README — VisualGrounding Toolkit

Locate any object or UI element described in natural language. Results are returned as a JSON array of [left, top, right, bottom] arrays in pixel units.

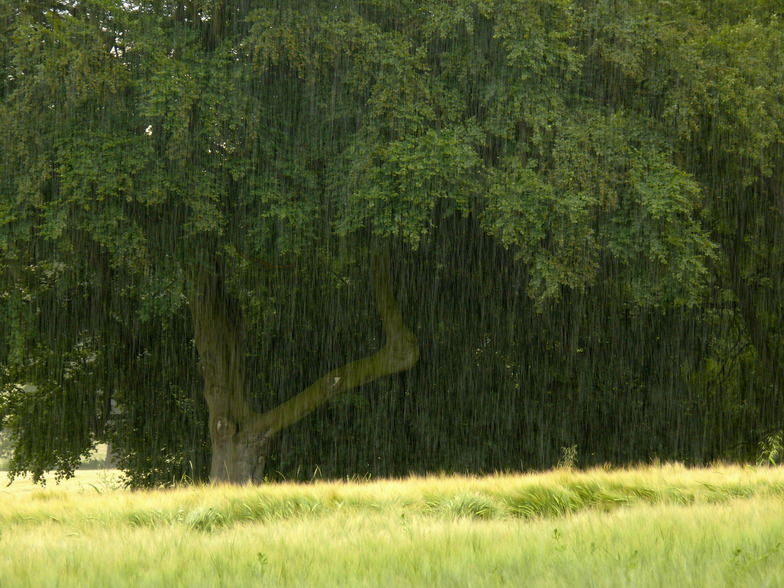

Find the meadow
[[1, 464, 783, 586]]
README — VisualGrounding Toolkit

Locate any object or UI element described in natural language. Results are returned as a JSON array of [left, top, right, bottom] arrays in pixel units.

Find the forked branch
[[248, 252, 419, 439]]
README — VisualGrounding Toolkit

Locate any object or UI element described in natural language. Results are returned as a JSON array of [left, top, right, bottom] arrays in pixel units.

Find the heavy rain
[[0, 0, 782, 493]]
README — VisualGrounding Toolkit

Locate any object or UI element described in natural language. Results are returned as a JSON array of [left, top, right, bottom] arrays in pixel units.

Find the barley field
[[1, 464, 783, 586]]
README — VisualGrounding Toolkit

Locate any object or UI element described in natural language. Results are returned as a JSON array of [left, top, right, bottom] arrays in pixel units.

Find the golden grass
[[2, 462, 783, 526], [1, 464, 783, 586]]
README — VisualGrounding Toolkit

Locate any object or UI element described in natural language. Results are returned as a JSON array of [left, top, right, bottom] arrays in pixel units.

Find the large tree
[[5, 0, 773, 484]]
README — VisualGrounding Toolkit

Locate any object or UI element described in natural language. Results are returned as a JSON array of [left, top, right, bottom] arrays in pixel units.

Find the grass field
[[1, 464, 783, 586]]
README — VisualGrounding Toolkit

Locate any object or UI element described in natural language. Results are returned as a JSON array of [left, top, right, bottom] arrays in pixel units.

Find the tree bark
[[188, 253, 419, 484]]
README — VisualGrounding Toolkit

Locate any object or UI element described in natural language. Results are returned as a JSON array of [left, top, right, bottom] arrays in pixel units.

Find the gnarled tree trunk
[[188, 253, 419, 484]]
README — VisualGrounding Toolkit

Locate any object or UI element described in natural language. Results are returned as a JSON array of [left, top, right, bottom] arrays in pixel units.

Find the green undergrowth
[[2, 463, 783, 533]]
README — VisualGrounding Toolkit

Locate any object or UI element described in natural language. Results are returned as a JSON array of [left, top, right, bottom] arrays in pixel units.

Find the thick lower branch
[[249, 252, 419, 438]]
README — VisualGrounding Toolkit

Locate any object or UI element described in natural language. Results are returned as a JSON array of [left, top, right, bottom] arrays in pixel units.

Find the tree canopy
[[0, 0, 781, 485]]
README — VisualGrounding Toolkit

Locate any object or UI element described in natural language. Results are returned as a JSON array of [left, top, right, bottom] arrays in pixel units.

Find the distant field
[[0, 468, 124, 495], [1, 464, 783, 587]]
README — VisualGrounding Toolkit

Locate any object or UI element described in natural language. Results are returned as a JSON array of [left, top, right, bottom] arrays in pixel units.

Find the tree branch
[[250, 252, 419, 438]]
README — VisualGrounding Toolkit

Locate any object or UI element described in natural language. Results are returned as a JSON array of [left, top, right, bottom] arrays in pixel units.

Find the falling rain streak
[[0, 0, 782, 486]]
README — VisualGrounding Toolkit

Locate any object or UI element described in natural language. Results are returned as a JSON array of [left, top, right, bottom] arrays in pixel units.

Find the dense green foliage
[[0, 0, 782, 485]]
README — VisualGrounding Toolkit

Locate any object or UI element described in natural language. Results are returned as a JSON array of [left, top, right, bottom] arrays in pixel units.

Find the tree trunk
[[188, 253, 419, 484], [189, 264, 266, 483]]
